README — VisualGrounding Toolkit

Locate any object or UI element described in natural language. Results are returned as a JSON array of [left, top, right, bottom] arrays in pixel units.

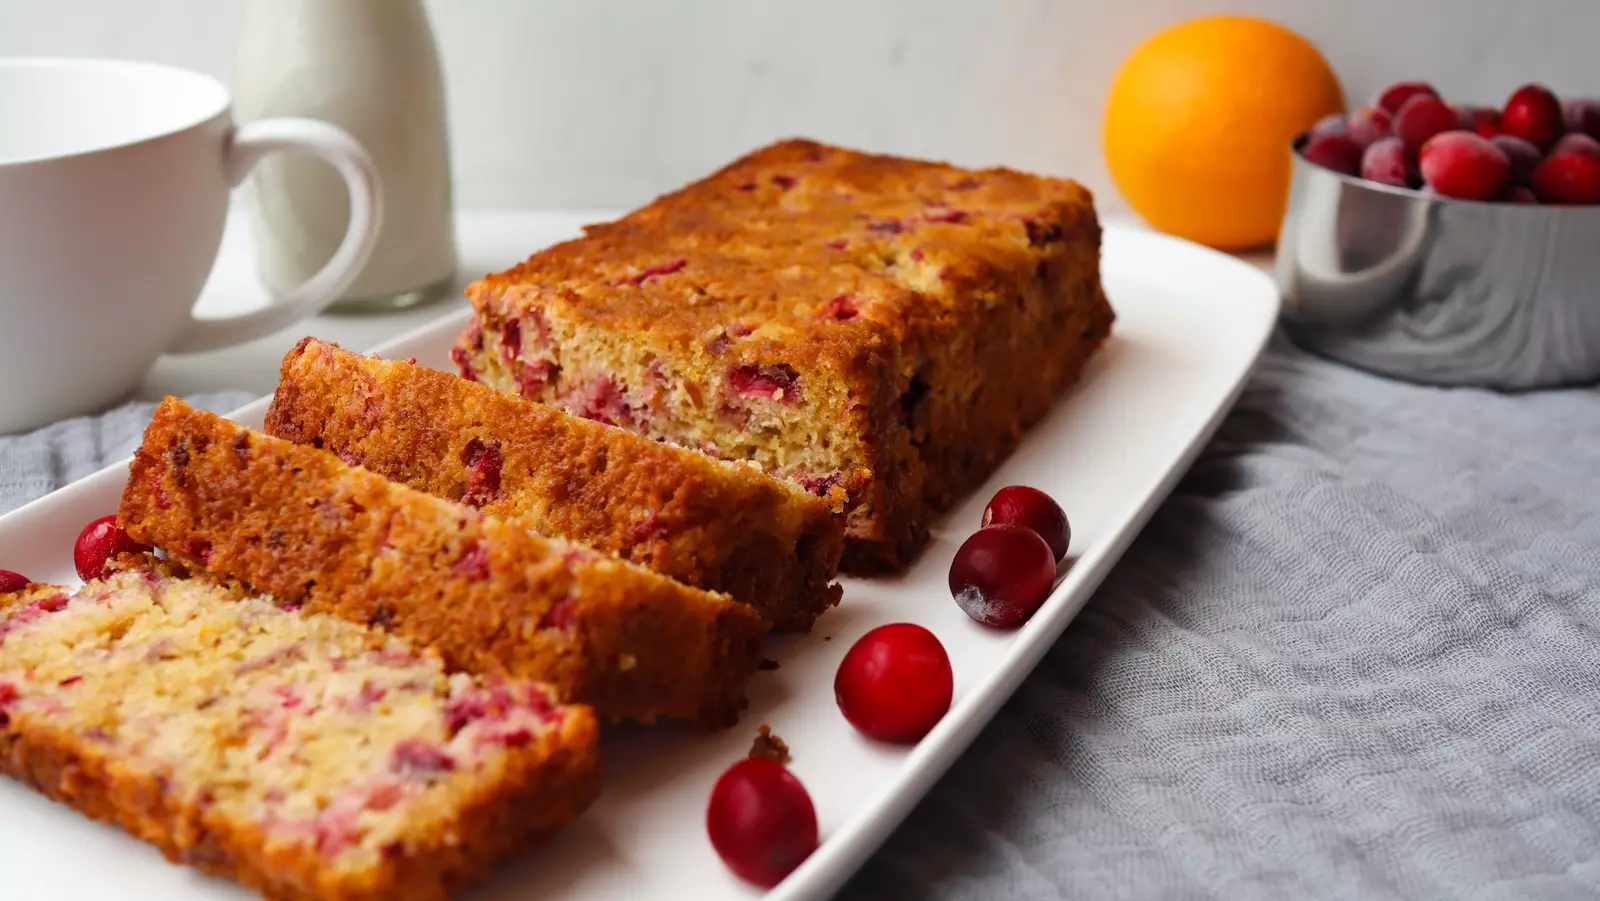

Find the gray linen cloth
[[0, 392, 254, 515], [842, 337, 1600, 901], [6, 341, 1600, 900]]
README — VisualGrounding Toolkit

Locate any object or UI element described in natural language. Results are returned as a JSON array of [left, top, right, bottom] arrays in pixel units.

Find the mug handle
[[168, 118, 383, 354]]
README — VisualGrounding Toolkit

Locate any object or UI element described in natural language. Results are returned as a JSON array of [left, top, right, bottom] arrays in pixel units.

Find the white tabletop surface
[[142, 210, 1273, 403]]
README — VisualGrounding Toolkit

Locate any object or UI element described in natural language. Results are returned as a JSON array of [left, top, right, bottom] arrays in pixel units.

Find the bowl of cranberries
[[1276, 81, 1600, 391]]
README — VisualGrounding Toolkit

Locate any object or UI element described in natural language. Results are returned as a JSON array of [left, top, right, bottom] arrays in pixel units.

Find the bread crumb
[[748, 725, 791, 765]]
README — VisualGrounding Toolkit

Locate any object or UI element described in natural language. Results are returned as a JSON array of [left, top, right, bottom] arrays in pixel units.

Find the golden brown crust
[[747, 724, 791, 765], [455, 138, 1114, 571], [263, 338, 844, 631], [0, 708, 601, 901], [118, 398, 768, 728]]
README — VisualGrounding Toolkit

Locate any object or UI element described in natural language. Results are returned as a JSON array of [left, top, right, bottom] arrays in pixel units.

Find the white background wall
[[1, 1, 1595, 215]]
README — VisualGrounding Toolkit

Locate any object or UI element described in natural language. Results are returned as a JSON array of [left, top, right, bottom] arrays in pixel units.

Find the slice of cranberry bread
[[452, 138, 1113, 572], [0, 563, 599, 901], [119, 398, 768, 728], [264, 338, 845, 631]]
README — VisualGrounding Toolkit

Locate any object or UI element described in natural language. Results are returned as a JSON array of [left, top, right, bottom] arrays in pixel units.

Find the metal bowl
[[1275, 135, 1600, 390]]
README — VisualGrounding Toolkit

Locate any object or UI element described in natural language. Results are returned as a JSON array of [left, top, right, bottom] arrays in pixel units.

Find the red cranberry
[[819, 295, 860, 321], [981, 486, 1071, 562], [1551, 133, 1600, 161], [35, 594, 68, 613], [1373, 81, 1439, 115], [706, 758, 819, 888], [949, 525, 1056, 628], [1531, 153, 1600, 205], [1309, 113, 1347, 137], [570, 376, 633, 426], [73, 515, 150, 582], [726, 364, 803, 403], [1300, 132, 1363, 176], [1394, 95, 1463, 155], [451, 346, 478, 382], [1502, 184, 1540, 205], [834, 623, 952, 744], [1419, 132, 1511, 201], [1455, 105, 1501, 138], [0, 570, 27, 593], [459, 439, 505, 508], [538, 595, 576, 631], [1360, 137, 1412, 187], [1490, 135, 1543, 183], [796, 471, 845, 500], [452, 539, 492, 581], [517, 359, 558, 395], [628, 512, 666, 544], [1565, 99, 1600, 139], [625, 258, 688, 286], [1344, 107, 1394, 149], [390, 739, 456, 775], [1501, 84, 1565, 151], [499, 319, 522, 360]]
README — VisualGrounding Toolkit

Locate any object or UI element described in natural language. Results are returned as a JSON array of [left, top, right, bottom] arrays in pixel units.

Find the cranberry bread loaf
[[0, 563, 600, 901], [119, 398, 767, 728], [265, 338, 845, 631], [452, 138, 1114, 572]]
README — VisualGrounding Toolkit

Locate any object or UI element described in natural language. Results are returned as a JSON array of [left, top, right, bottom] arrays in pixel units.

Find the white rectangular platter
[[0, 224, 1279, 901]]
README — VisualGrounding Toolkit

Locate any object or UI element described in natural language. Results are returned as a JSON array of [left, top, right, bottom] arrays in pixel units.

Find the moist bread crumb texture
[[0, 566, 600, 901], [453, 138, 1114, 571], [119, 398, 768, 729], [264, 338, 845, 631]]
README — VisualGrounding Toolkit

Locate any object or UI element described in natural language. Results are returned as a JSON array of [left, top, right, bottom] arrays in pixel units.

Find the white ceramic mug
[[0, 57, 383, 435]]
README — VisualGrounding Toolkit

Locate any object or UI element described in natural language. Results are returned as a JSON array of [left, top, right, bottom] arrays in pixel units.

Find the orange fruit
[[1104, 16, 1344, 250]]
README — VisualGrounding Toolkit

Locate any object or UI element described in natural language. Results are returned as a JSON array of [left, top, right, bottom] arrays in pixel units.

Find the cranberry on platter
[[706, 758, 819, 888], [73, 515, 151, 582], [835, 623, 953, 744], [0, 570, 28, 593], [949, 524, 1057, 628], [982, 485, 1071, 562]]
